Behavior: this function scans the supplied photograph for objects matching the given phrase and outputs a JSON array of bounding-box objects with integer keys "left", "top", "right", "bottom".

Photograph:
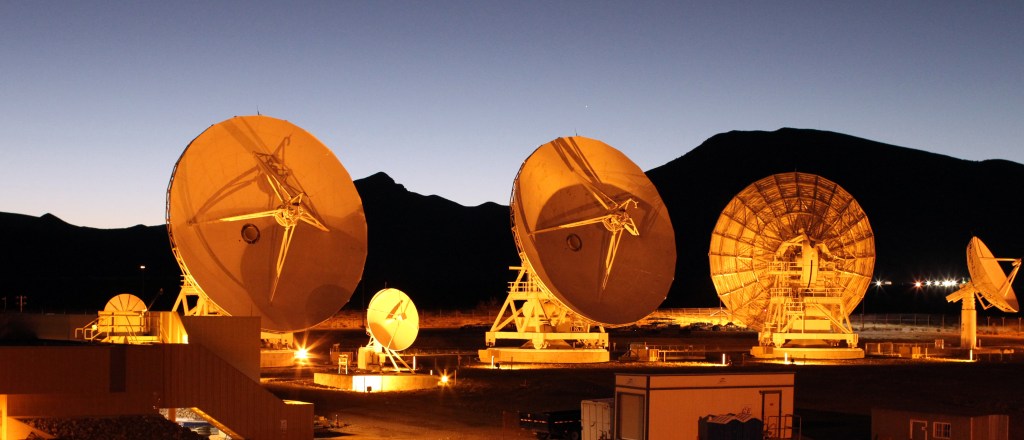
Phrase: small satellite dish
[
  {"left": 360, "top": 288, "right": 419, "bottom": 372},
  {"left": 947, "top": 236, "right": 1021, "bottom": 350},
  {"left": 166, "top": 115, "right": 367, "bottom": 332},
  {"left": 366, "top": 288, "right": 420, "bottom": 352},
  {"left": 511, "top": 136, "right": 676, "bottom": 325},
  {"left": 965, "top": 236, "right": 1019, "bottom": 312},
  {"left": 104, "top": 293, "right": 147, "bottom": 312},
  {"left": 710, "top": 172, "right": 874, "bottom": 355}
]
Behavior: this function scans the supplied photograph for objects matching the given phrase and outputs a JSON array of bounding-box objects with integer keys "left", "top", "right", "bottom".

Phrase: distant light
[
  {"left": 914, "top": 281, "right": 923, "bottom": 288},
  {"left": 139, "top": 265, "right": 146, "bottom": 270},
  {"left": 874, "top": 281, "right": 883, "bottom": 287},
  {"left": 439, "top": 374, "right": 450, "bottom": 384},
  {"left": 295, "top": 347, "right": 309, "bottom": 361}
]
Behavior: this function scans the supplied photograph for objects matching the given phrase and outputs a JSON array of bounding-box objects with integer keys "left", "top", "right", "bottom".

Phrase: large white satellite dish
[
  {"left": 710, "top": 172, "right": 875, "bottom": 358},
  {"left": 484, "top": 136, "right": 675, "bottom": 362},
  {"left": 946, "top": 236, "right": 1021, "bottom": 350},
  {"left": 361, "top": 288, "right": 419, "bottom": 372},
  {"left": 166, "top": 115, "right": 368, "bottom": 332}
]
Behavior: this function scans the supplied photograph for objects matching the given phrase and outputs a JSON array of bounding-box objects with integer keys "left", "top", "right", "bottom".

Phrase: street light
[{"left": 139, "top": 265, "right": 147, "bottom": 297}]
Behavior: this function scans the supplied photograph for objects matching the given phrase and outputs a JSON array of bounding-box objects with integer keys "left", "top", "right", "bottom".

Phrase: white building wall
[{"left": 615, "top": 372, "right": 795, "bottom": 440}]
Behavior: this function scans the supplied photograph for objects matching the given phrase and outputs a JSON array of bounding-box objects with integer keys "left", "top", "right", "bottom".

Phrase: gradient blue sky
[{"left": 2, "top": 2, "right": 1022, "bottom": 228}]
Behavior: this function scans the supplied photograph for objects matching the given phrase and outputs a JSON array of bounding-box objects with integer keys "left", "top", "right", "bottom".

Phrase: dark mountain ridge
[
  {"left": 648, "top": 128, "right": 1024, "bottom": 312},
  {"left": 3, "top": 128, "right": 1022, "bottom": 316}
]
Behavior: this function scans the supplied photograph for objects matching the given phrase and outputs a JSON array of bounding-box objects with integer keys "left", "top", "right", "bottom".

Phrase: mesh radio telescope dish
[
  {"left": 104, "top": 293, "right": 147, "bottom": 312},
  {"left": 709, "top": 172, "right": 874, "bottom": 357},
  {"left": 511, "top": 136, "right": 676, "bottom": 325},
  {"left": 167, "top": 115, "right": 367, "bottom": 332},
  {"left": 366, "top": 288, "right": 420, "bottom": 352},
  {"left": 946, "top": 236, "right": 1021, "bottom": 350}
]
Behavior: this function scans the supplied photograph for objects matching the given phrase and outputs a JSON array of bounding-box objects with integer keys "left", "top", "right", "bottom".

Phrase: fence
[
  {"left": 310, "top": 309, "right": 1024, "bottom": 333},
  {"left": 852, "top": 313, "right": 1024, "bottom": 335}
]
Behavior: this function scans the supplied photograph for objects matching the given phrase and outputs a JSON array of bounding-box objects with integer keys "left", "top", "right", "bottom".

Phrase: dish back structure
[
  {"left": 485, "top": 136, "right": 676, "bottom": 354},
  {"left": 166, "top": 115, "right": 367, "bottom": 332}
]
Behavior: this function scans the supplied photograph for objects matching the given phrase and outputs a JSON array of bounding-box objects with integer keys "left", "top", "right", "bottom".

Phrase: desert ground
[{"left": 262, "top": 323, "right": 1024, "bottom": 440}]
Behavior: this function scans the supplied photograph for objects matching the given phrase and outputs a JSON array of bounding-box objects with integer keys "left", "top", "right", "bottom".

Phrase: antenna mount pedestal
[{"left": 481, "top": 262, "right": 609, "bottom": 363}]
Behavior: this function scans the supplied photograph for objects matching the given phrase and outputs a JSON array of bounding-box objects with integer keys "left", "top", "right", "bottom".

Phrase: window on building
[{"left": 933, "top": 422, "right": 951, "bottom": 439}]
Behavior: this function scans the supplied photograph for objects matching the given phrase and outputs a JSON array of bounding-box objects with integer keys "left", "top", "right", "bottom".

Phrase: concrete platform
[
  {"left": 478, "top": 347, "right": 610, "bottom": 364},
  {"left": 261, "top": 349, "right": 295, "bottom": 368},
  {"left": 750, "top": 346, "right": 865, "bottom": 360},
  {"left": 313, "top": 372, "right": 443, "bottom": 392}
]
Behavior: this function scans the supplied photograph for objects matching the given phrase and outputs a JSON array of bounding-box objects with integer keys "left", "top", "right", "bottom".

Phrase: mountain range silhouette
[{"left": 4, "top": 128, "right": 1022, "bottom": 318}]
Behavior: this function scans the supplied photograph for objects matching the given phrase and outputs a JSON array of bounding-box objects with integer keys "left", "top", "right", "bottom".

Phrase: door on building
[
  {"left": 617, "top": 392, "right": 645, "bottom": 440},
  {"left": 910, "top": 419, "right": 928, "bottom": 440},
  {"left": 761, "top": 390, "right": 785, "bottom": 438}
]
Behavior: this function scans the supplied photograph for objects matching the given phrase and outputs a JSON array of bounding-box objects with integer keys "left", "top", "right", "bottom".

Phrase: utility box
[
  {"left": 357, "top": 346, "right": 382, "bottom": 371},
  {"left": 581, "top": 398, "right": 613, "bottom": 440},
  {"left": 615, "top": 372, "right": 794, "bottom": 440},
  {"left": 698, "top": 413, "right": 764, "bottom": 440}
]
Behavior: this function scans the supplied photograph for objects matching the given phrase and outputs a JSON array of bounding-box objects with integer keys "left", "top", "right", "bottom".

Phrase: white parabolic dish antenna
[
  {"left": 958, "top": 237, "right": 1020, "bottom": 312},
  {"left": 946, "top": 236, "right": 1020, "bottom": 350},
  {"left": 511, "top": 136, "right": 676, "bottom": 325},
  {"left": 167, "top": 115, "right": 368, "bottom": 332},
  {"left": 709, "top": 172, "right": 874, "bottom": 352},
  {"left": 366, "top": 288, "right": 420, "bottom": 352}
]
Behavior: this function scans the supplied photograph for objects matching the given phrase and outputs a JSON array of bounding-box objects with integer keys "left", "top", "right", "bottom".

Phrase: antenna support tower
[
  {"left": 484, "top": 255, "right": 608, "bottom": 352},
  {"left": 946, "top": 236, "right": 1020, "bottom": 351},
  {"left": 360, "top": 340, "right": 414, "bottom": 373},
  {"left": 169, "top": 247, "right": 223, "bottom": 317}
]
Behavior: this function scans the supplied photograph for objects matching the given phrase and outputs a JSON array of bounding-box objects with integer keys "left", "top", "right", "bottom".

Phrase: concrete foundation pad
[
  {"left": 261, "top": 350, "right": 295, "bottom": 368},
  {"left": 750, "top": 346, "right": 865, "bottom": 360},
  {"left": 478, "top": 348, "right": 610, "bottom": 364},
  {"left": 313, "top": 372, "right": 443, "bottom": 392}
]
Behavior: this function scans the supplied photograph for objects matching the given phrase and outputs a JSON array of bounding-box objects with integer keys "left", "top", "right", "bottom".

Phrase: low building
[
  {"left": 872, "top": 407, "right": 1008, "bottom": 440},
  {"left": 614, "top": 372, "right": 795, "bottom": 440},
  {"left": 1, "top": 315, "right": 312, "bottom": 440}
]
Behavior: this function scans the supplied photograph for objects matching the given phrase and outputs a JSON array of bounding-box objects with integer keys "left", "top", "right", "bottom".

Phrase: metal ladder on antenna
[{"left": 785, "top": 291, "right": 804, "bottom": 315}]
